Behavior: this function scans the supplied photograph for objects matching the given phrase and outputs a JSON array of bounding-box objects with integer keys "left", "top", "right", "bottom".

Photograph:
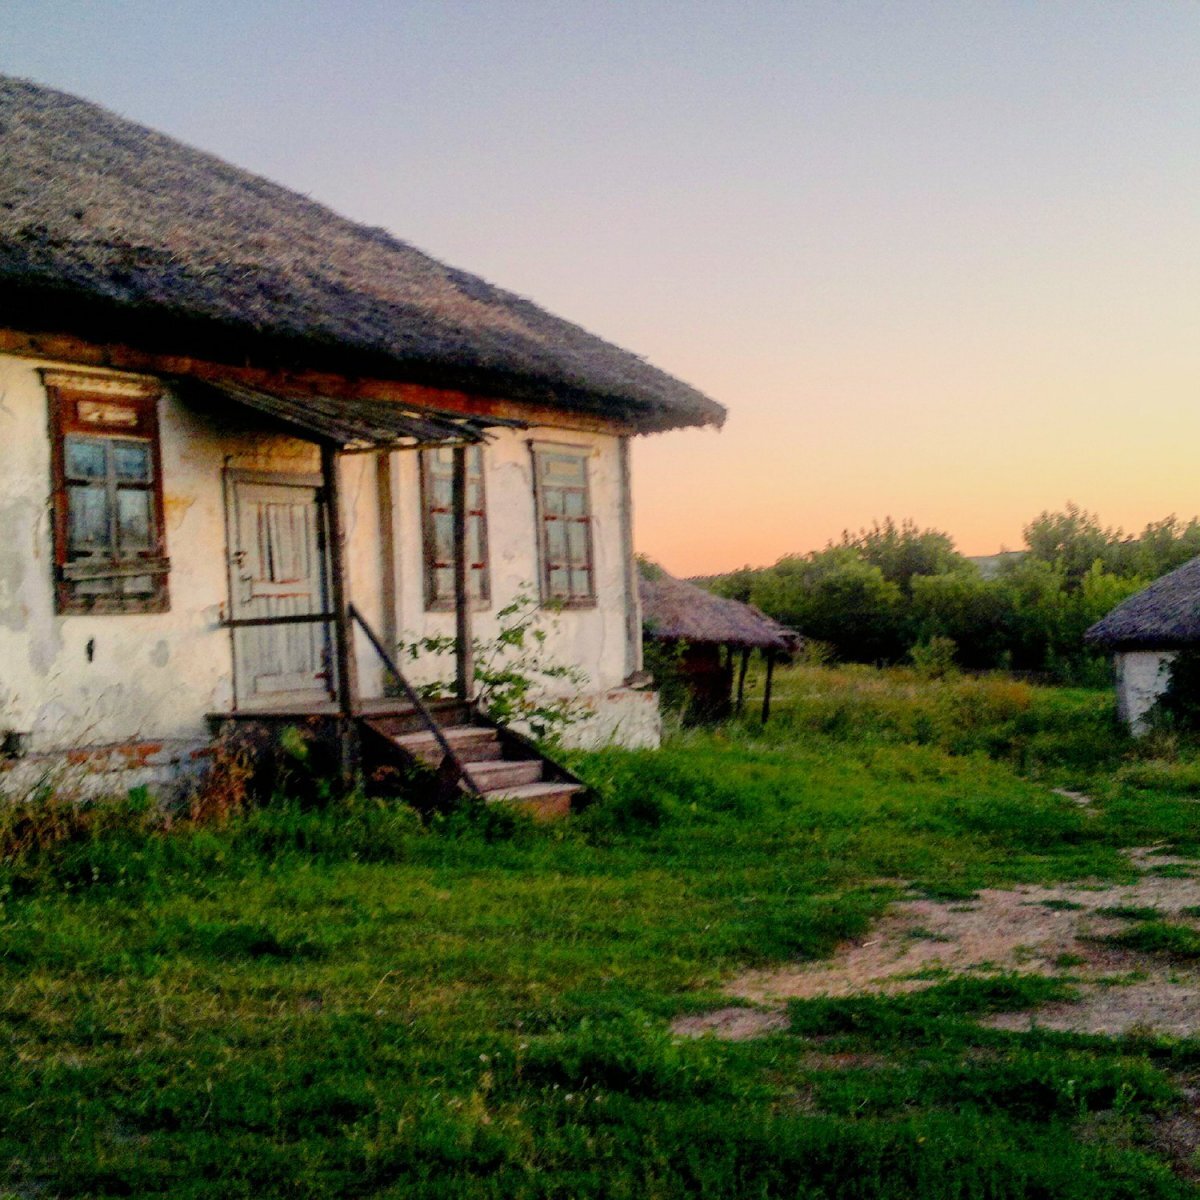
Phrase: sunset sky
[{"left": 5, "top": 2, "right": 1199, "bottom": 576}]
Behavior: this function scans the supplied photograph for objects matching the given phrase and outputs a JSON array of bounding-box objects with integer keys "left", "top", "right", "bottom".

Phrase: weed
[
  {"left": 1097, "top": 906, "right": 1167, "bottom": 922},
  {"left": 1099, "top": 922, "right": 1200, "bottom": 961}
]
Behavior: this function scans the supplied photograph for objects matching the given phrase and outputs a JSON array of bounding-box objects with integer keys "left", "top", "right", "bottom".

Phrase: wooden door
[{"left": 227, "top": 474, "right": 332, "bottom": 706}]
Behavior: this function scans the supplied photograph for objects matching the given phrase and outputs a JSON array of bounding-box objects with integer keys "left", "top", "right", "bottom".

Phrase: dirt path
[{"left": 675, "top": 846, "right": 1200, "bottom": 1040}]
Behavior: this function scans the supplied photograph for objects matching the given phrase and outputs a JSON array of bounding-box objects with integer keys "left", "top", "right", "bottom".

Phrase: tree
[
  {"left": 837, "top": 518, "right": 968, "bottom": 593},
  {"left": 1023, "top": 503, "right": 1124, "bottom": 583}
]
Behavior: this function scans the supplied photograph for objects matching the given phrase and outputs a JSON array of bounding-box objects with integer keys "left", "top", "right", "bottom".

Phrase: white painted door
[{"left": 228, "top": 476, "right": 332, "bottom": 706}]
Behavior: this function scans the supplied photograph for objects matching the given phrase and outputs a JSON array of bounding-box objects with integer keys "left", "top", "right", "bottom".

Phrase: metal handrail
[{"left": 347, "top": 603, "right": 479, "bottom": 796}]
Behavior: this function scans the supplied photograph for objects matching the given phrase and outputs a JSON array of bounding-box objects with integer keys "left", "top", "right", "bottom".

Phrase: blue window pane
[
  {"left": 68, "top": 485, "right": 109, "bottom": 551},
  {"left": 113, "top": 440, "right": 151, "bottom": 482},
  {"left": 117, "top": 489, "right": 152, "bottom": 551},
  {"left": 566, "top": 521, "right": 587, "bottom": 563},
  {"left": 540, "top": 452, "right": 585, "bottom": 484},
  {"left": 545, "top": 518, "right": 566, "bottom": 560},
  {"left": 433, "top": 511, "right": 453, "bottom": 560},
  {"left": 65, "top": 437, "right": 107, "bottom": 480}
]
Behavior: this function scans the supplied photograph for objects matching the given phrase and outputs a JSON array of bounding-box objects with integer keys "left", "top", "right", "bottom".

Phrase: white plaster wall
[
  {"left": 567, "top": 687, "right": 661, "bottom": 750},
  {"left": 0, "top": 353, "right": 336, "bottom": 753},
  {"left": 383, "top": 429, "right": 637, "bottom": 706},
  {"left": 1115, "top": 649, "right": 1176, "bottom": 734},
  {"left": 0, "top": 353, "right": 652, "bottom": 759}
]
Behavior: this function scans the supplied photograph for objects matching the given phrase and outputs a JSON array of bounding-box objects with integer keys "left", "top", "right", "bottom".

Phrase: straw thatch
[
  {"left": 639, "top": 571, "right": 795, "bottom": 652},
  {"left": 0, "top": 76, "right": 724, "bottom": 432},
  {"left": 1086, "top": 556, "right": 1200, "bottom": 650}
]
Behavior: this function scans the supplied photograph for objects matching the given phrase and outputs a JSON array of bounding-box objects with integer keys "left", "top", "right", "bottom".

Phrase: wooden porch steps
[
  {"left": 394, "top": 726, "right": 503, "bottom": 764},
  {"left": 363, "top": 715, "right": 585, "bottom": 821}
]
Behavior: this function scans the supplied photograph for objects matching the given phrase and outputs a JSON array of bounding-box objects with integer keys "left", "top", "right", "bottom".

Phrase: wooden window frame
[
  {"left": 530, "top": 441, "right": 596, "bottom": 609},
  {"left": 43, "top": 370, "right": 169, "bottom": 615},
  {"left": 419, "top": 444, "right": 491, "bottom": 612}
]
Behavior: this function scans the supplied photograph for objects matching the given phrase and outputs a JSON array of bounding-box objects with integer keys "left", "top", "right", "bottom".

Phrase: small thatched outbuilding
[
  {"left": 1085, "top": 555, "right": 1200, "bottom": 732},
  {"left": 639, "top": 570, "right": 797, "bottom": 722}
]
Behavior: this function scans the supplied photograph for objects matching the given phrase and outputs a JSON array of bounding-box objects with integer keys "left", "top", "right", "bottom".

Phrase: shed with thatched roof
[
  {"left": 639, "top": 569, "right": 797, "bottom": 722},
  {"left": 1085, "top": 555, "right": 1200, "bottom": 732},
  {"left": 0, "top": 76, "right": 726, "bottom": 797}
]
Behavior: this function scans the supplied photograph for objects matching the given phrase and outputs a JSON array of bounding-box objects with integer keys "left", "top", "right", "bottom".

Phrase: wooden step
[
  {"left": 393, "top": 725, "right": 501, "bottom": 766},
  {"left": 482, "top": 780, "right": 585, "bottom": 822},
  {"left": 368, "top": 701, "right": 473, "bottom": 737},
  {"left": 463, "top": 759, "right": 544, "bottom": 790}
]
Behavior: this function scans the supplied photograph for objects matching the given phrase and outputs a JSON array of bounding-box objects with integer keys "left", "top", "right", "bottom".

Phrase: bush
[
  {"left": 909, "top": 636, "right": 958, "bottom": 679},
  {"left": 1148, "top": 648, "right": 1200, "bottom": 734}
]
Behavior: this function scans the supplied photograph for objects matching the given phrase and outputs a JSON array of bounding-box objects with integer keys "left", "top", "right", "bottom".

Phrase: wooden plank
[
  {"left": 617, "top": 434, "right": 642, "bottom": 679},
  {"left": 221, "top": 611, "right": 335, "bottom": 629},
  {"left": 375, "top": 450, "right": 399, "bottom": 691},
  {"left": 0, "top": 328, "right": 641, "bottom": 435},
  {"left": 321, "top": 443, "right": 358, "bottom": 782},
  {"left": 735, "top": 647, "right": 750, "bottom": 714}
]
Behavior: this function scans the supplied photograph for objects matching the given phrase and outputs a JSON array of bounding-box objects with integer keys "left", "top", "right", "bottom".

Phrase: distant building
[{"left": 1085, "top": 556, "right": 1200, "bottom": 732}]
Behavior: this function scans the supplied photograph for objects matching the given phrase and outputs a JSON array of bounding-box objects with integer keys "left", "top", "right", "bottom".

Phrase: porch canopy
[
  {"left": 178, "top": 377, "right": 523, "bottom": 450},
  {"left": 185, "top": 377, "right": 520, "bottom": 768}
]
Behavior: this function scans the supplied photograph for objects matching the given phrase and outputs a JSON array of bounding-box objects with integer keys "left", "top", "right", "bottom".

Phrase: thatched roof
[
  {"left": 1086, "top": 556, "right": 1200, "bottom": 649},
  {"left": 0, "top": 76, "right": 724, "bottom": 433},
  {"left": 639, "top": 571, "right": 796, "bottom": 652}
]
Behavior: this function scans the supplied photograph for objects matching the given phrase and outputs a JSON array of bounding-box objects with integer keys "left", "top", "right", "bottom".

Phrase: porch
[{"left": 189, "top": 378, "right": 585, "bottom": 817}]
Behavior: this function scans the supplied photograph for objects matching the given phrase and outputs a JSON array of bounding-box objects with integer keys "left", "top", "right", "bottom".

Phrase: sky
[{"left": 4, "top": 2, "right": 1200, "bottom": 576}]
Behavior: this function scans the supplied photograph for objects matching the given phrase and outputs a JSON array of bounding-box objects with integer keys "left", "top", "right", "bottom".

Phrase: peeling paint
[{"left": 0, "top": 500, "right": 30, "bottom": 630}]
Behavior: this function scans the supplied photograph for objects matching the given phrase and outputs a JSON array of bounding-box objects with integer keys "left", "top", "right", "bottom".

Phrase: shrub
[
  {"left": 909, "top": 636, "right": 958, "bottom": 679},
  {"left": 1148, "top": 648, "right": 1200, "bottom": 735}
]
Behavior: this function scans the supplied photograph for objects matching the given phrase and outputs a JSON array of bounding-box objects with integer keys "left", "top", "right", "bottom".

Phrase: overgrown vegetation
[
  {"left": 2, "top": 665, "right": 1200, "bottom": 1195},
  {"left": 706, "top": 505, "right": 1200, "bottom": 681},
  {"left": 400, "top": 592, "right": 588, "bottom": 739}
]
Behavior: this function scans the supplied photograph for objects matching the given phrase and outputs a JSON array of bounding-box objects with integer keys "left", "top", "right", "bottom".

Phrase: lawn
[{"left": 2, "top": 665, "right": 1199, "bottom": 1197}]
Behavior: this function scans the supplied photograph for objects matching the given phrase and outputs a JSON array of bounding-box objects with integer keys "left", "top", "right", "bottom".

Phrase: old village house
[{"left": 0, "top": 77, "right": 725, "bottom": 811}]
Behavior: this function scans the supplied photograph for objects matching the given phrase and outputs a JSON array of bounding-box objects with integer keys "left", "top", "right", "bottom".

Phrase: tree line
[{"left": 704, "top": 505, "right": 1200, "bottom": 683}]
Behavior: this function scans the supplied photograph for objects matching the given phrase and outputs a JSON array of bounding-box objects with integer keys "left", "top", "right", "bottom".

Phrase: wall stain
[
  {"left": 0, "top": 499, "right": 31, "bottom": 631},
  {"left": 162, "top": 492, "right": 196, "bottom": 532}
]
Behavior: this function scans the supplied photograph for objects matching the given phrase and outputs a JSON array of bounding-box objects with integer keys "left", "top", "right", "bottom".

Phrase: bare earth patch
[
  {"left": 672, "top": 1006, "right": 790, "bottom": 1040},
  {"left": 674, "top": 846, "right": 1200, "bottom": 1040}
]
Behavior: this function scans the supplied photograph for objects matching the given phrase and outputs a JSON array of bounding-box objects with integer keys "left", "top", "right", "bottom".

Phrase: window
[
  {"left": 419, "top": 445, "right": 490, "bottom": 610},
  {"left": 43, "top": 370, "right": 169, "bottom": 614},
  {"left": 531, "top": 443, "right": 595, "bottom": 606}
]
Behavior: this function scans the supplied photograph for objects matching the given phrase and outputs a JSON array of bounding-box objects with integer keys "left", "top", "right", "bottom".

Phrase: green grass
[
  {"left": 2, "top": 664, "right": 1200, "bottom": 1196},
  {"left": 1097, "top": 906, "right": 1169, "bottom": 922},
  {"left": 1099, "top": 922, "right": 1200, "bottom": 960}
]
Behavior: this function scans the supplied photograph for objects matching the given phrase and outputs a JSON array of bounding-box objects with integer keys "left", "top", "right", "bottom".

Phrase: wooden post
[
  {"left": 761, "top": 652, "right": 775, "bottom": 724},
  {"left": 375, "top": 449, "right": 398, "bottom": 693},
  {"left": 735, "top": 646, "right": 750, "bottom": 714},
  {"left": 617, "top": 435, "right": 642, "bottom": 680},
  {"left": 321, "top": 442, "right": 358, "bottom": 784},
  {"left": 452, "top": 445, "right": 473, "bottom": 702}
]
